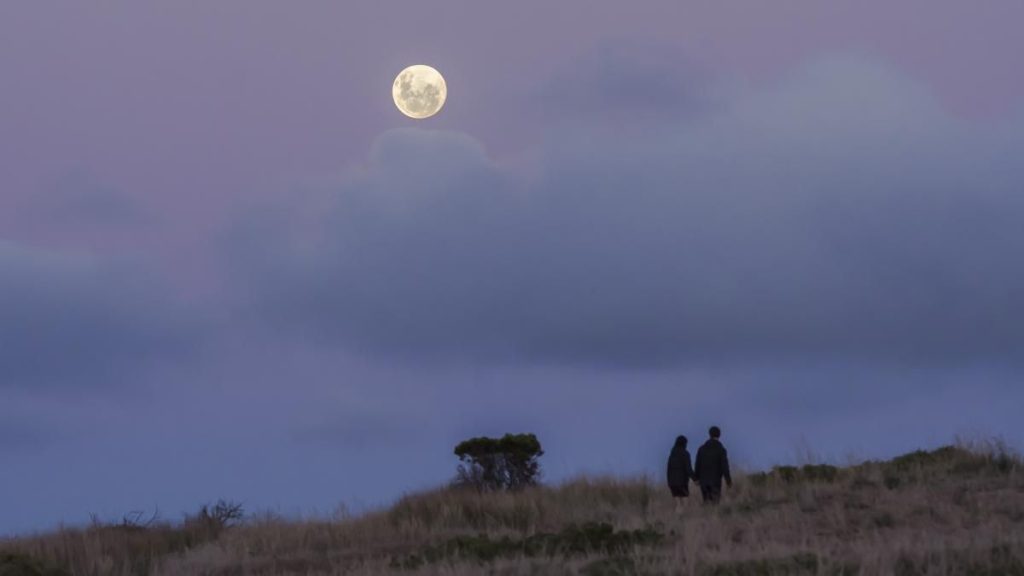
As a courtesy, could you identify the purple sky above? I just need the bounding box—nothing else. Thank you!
[2,1,1024,534]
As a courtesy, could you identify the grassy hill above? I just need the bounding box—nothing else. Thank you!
[2,441,1022,575]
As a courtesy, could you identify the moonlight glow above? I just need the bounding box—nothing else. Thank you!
[392,64,447,119]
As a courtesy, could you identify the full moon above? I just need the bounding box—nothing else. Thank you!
[392,65,447,119]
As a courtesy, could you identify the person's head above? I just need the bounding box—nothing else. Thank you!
[675,435,688,448]
[709,426,721,439]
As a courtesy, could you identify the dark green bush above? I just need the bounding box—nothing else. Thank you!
[801,464,840,483]
[889,446,961,471]
[747,472,770,487]
[882,444,1019,486]
[748,464,839,486]
[0,553,68,576]
[773,466,799,483]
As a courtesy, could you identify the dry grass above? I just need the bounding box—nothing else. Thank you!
[2,440,1022,575]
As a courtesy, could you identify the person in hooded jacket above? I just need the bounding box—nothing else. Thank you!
[666,435,695,511]
[694,425,732,504]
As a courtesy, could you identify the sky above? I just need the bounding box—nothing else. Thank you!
[2,1,1023,534]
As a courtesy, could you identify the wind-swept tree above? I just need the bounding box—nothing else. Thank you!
[454,433,544,491]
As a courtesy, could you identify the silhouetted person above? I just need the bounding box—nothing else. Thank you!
[666,435,695,511]
[694,426,732,504]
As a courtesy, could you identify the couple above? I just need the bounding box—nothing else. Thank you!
[666,426,732,508]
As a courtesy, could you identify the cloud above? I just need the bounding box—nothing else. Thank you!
[235,54,1024,369]
[0,240,200,389]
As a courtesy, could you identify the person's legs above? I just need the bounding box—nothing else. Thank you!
[707,484,722,504]
[700,483,722,504]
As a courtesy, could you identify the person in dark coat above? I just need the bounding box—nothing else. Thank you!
[666,435,695,510]
[694,426,732,504]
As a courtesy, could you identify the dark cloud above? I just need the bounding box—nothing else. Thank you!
[0,241,200,389]
[234,55,1024,369]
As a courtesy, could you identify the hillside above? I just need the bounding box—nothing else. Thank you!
[2,442,1022,575]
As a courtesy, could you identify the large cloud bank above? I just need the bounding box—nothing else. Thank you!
[238,55,1024,369]
[0,241,198,389]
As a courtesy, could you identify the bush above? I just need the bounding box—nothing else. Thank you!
[802,464,840,483]
[454,433,544,491]
[747,472,770,487]
[0,553,67,576]
[183,500,244,541]
[889,445,961,471]
[760,464,839,485]
[773,466,800,483]
[880,443,1020,486]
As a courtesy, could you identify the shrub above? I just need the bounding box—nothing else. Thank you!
[0,553,68,576]
[746,472,770,487]
[801,464,840,483]
[773,466,800,483]
[889,445,962,471]
[751,464,839,486]
[454,433,544,491]
[183,500,244,540]
[881,443,1020,485]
